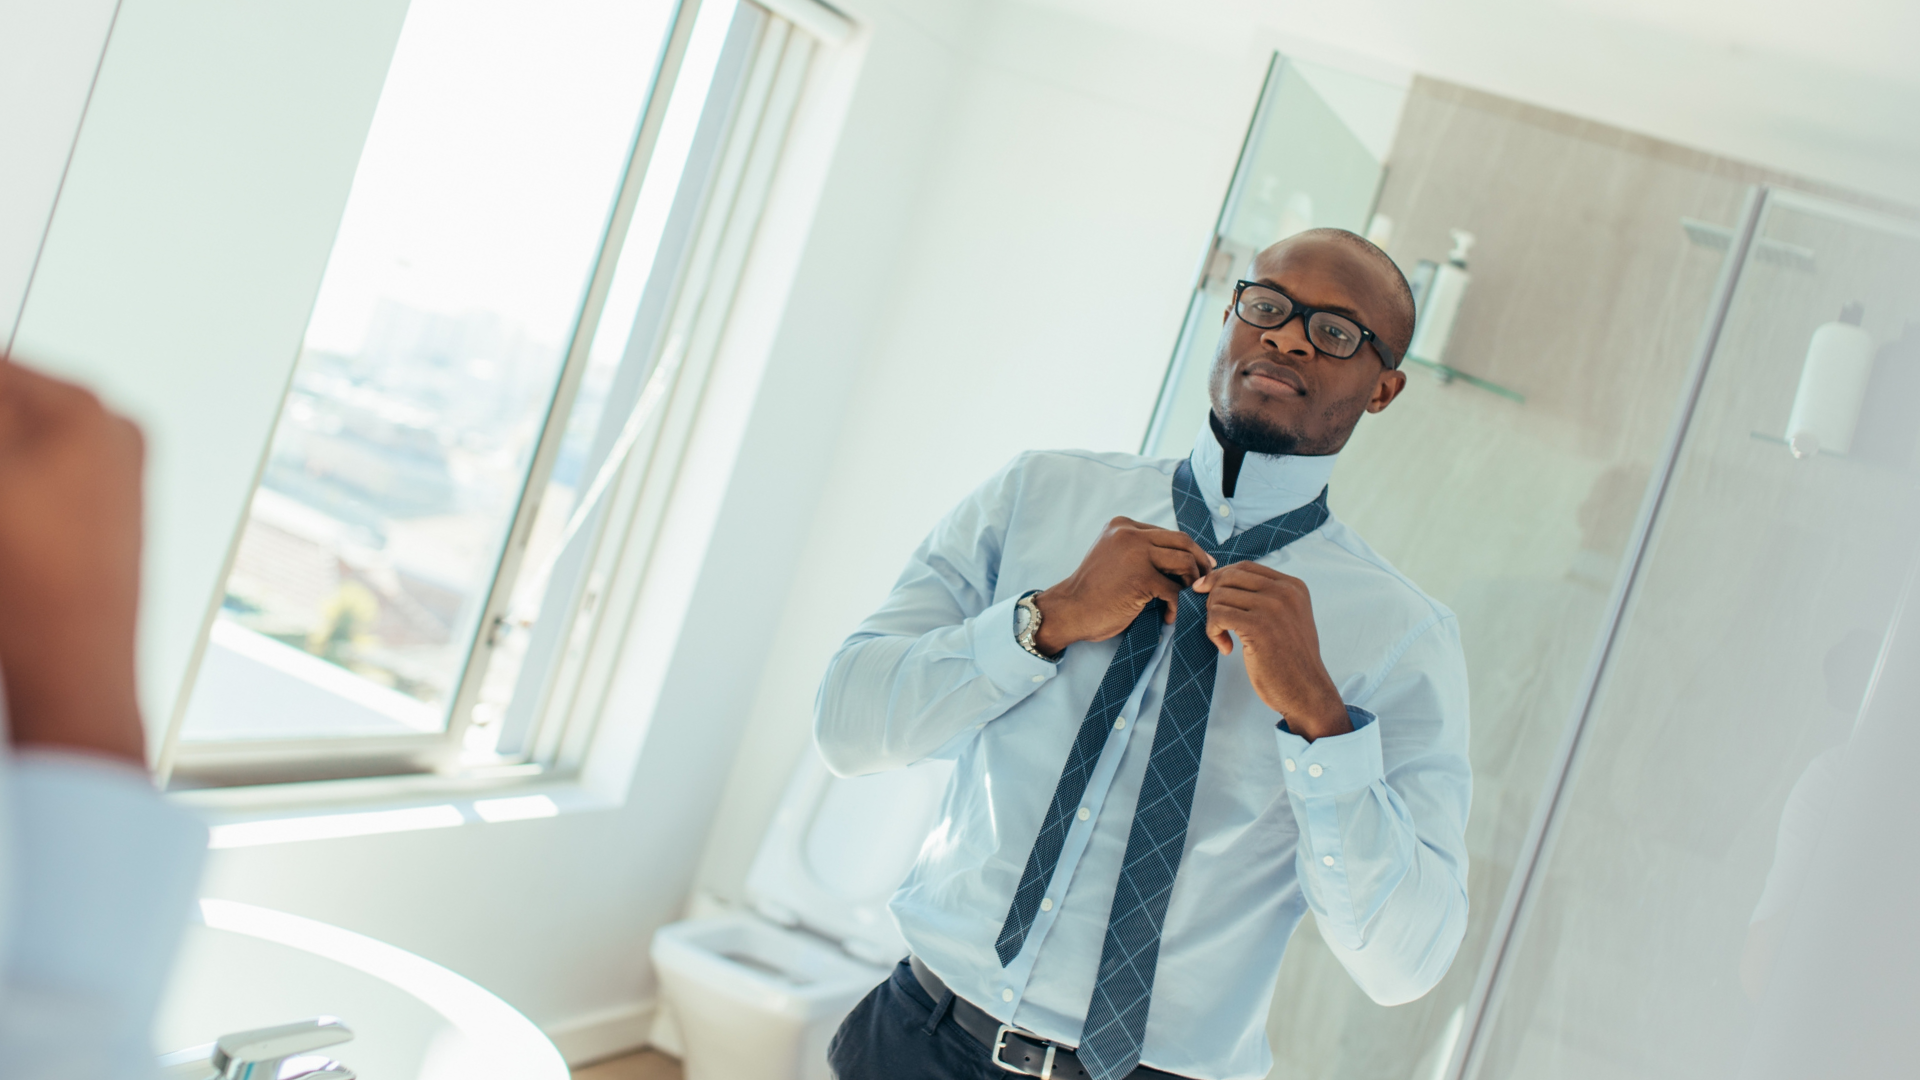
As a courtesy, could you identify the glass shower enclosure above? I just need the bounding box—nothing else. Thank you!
[1148,60,1920,1080]
[1456,187,1920,1080]
[1143,54,1399,458]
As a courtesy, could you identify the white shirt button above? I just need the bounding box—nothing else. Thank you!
[1113,717,1126,731]
[1040,898,1053,912]
[1322,854,1335,866]
[1216,504,1231,517]
[1307,763,1323,778]
[1031,674,1045,683]
[1077,807,1091,821]
[1283,758,1296,772]
[1002,988,1014,1002]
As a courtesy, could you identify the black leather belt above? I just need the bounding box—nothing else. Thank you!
[908,955,1190,1080]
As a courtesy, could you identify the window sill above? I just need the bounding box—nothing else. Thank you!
[172,766,621,849]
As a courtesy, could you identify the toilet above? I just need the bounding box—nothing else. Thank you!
[651,752,954,1080]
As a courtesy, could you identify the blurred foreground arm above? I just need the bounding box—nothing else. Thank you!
[0,356,207,1078]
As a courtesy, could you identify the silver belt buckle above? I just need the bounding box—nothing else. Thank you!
[992,1023,1058,1080]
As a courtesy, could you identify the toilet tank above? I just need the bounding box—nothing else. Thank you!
[744,753,954,965]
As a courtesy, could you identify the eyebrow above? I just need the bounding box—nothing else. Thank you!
[1252,278,1365,322]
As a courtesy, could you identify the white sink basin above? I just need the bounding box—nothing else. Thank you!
[156,899,568,1079]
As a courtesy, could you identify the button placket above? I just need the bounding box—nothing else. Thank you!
[1012,712,1121,980]
[1010,644,1159,985]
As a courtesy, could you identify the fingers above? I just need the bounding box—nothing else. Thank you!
[1196,560,1283,587]
[1201,564,1313,653]
[1206,617,1234,654]
[1144,568,1183,622]
[1146,544,1210,587]
[1105,517,1216,575]
[1145,528,1217,574]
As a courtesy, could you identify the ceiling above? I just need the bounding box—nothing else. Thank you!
[1021,0,1920,207]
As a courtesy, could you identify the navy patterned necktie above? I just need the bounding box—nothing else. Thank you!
[994,458,1329,1080]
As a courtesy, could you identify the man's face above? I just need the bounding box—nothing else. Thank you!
[1207,236,1408,456]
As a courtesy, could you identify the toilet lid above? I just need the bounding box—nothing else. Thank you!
[744,752,953,964]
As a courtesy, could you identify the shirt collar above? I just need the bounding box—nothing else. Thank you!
[1188,418,1338,542]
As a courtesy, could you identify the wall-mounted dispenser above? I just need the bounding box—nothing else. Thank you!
[1403,229,1522,402]
[1785,303,1874,459]
[1408,229,1474,367]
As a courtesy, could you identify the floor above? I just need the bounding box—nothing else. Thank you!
[572,1049,684,1080]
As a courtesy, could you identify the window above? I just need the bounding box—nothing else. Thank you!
[165,0,832,786]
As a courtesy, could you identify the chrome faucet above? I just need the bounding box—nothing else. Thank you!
[158,1017,355,1080]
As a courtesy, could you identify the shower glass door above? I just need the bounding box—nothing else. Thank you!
[1458,189,1920,1080]
[1143,54,1398,457]
[1157,73,1802,1080]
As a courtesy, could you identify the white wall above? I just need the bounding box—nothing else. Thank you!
[0,0,119,344]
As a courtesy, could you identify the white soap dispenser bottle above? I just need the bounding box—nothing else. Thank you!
[1785,302,1874,459]
[1407,229,1475,369]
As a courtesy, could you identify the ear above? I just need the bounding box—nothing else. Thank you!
[1365,368,1407,414]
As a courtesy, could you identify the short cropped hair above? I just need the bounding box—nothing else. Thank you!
[1283,227,1416,365]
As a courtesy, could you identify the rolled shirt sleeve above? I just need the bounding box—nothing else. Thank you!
[2,750,207,1080]
[1273,615,1472,1005]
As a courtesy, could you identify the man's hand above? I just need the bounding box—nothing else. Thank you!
[0,355,147,765]
[1033,517,1216,656]
[1193,563,1351,741]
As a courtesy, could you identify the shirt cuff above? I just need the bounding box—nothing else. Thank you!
[8,751,207,1003]
[1275,705,1382,798]
[967,593,1063,697]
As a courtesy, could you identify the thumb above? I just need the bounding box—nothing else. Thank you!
[1206,610,1233,654]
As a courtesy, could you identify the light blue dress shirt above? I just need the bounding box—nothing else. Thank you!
[815,425,1472,1080]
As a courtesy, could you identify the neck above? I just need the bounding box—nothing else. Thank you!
[1189,414,1339,539]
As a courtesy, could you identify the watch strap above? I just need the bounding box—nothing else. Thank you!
[1015,590,1059,662]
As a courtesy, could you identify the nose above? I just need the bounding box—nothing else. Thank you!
[1259,314,1314,357]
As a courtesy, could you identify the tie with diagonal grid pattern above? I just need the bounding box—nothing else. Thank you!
[994,592,1167,966]
[993,459,1328,1080]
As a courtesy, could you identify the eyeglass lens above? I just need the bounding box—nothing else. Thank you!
[1235,285,1366,359]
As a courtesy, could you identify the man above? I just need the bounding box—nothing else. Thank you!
[0,355,207,1078]
[815,229,1471,1080]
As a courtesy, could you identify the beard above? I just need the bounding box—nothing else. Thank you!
[1216,382,1375,457]
[1216,408,1304,456]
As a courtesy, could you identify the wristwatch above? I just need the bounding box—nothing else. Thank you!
[1014,590,1060,662]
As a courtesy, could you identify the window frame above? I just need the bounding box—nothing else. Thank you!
[159,0,826,792]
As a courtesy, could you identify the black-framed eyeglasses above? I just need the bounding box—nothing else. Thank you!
[1232,280,1397,369]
